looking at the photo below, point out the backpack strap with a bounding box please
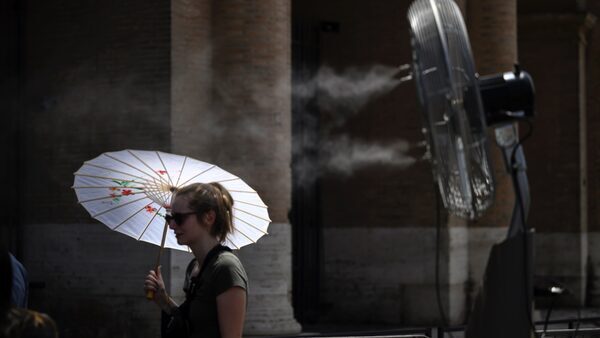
[186,245,232,298]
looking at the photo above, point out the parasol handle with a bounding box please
[146,220,170,300]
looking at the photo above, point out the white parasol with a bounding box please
[72,149,271,252]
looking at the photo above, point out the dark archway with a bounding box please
[291,19,322,324]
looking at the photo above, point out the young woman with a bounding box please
[144,182,247,338]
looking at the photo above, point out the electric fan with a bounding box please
[407,0,535,337]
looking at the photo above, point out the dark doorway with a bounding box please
[291,19,322,324]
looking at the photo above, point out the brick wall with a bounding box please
[22,0,171,224]
[294,0,466,326]
[519,12,592,305]
[171,0,212,158]
[519,15,582,234]
[0,0,20,251]
[18,1,172,337]
[296,0,431,230]
[211,0,292,223]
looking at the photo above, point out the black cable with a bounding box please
[542,293,558,334]
[537,276,585,335]
[434,184,454,338]
[574,303,582,335]
[507,118,539,337]
[509,119,534,165]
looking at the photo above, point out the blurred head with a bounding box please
[168,182,234,244]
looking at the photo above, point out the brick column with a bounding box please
[466,0,518,302]
[169,0,213,305]
[519,12,596,306]
[211,0,301,335]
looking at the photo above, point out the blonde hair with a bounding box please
[176,182,234,242]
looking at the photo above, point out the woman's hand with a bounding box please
[144,266,176,313]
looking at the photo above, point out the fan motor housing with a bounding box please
[479,67,535,126]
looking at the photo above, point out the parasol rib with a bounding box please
[72,185,144,189]
[231,228,256,244]
[179,165,217,187]
[145,189,166,206]
[155,177,173,205]
[92,196,150,218]
[224,239,240,250]
[142,176,175,207]
[234,208,272,222]
[145,183,173,207]
[127,150,173,188]
[235,200,268,209]
[143,185,164,192]
[233,215,268,234]
[82,162,152,184]
[162,189,173,207]
[78,192,144,204]
[215,177,242,184]
[227,189,257,193]
[103,153,171,188]
[175,156,188,187]
[155,151,174,187]
[74,173,144,185]
[137,205,165,240]
[112,203,152,231]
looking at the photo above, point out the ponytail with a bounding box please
[208,182,234,241]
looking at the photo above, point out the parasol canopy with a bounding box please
[72,149,271,251]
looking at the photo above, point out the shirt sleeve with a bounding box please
[9,253,28,308]
[213,255,248,296]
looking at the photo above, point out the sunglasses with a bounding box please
[164,212,198,225]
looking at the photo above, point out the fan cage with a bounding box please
[407,0,494,219]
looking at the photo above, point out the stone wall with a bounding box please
[16,1,171,337]
[319,226,468,325]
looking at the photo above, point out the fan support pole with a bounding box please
[494,123,531,236]
[466,123,534,338]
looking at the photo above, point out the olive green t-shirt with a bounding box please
[186,250,248,338]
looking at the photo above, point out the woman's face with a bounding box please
[168,195,208,246]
